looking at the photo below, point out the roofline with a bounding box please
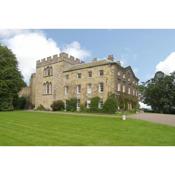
[63,61,116,72]
[125,66,139,81]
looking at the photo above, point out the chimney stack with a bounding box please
[107,55,114,61]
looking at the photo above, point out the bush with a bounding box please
[90,96,100,112]
[103,94,118,114]
[66,98,77,112]
[36,104,47,111]
[51,100,65,111]
[0,96,14,111]
[13,96,27,109]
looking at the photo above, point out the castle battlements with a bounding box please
[36,52,81,68]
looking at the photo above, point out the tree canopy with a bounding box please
[0,44,26,111]
[141,71,175,114]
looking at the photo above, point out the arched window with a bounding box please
[46,82,49,94]
[50,66,53,76]
[43,83,46,94]
[49,82,52,94]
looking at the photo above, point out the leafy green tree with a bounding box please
[51,100,65,111]
[103,94,118,114]
[90,96,100,112]
[0,44,25,111]
[143,71,175,114]
[66,98,77,112]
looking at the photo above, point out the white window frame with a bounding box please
[117,83,121,91]
[128,87,131,94]
[87,83,92,94]
[122,85,125,93]
[86,100,91,108]
[64,86,68,95]
[77,99,80,110]
[77,85,81,94]
[98,99,103,109]
[99,82,104,93]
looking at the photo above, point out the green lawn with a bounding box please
[0,111,175,146]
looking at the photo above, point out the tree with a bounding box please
[143,71,175,114]
[0,44,25,111]
[103,94,118,114]
[66,98,77,112]
[90,96,100,112]
[51,100,65,111]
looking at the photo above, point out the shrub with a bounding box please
[0,96,14,111]
[90,96,100,112]
[51,100,65,111]
[13,96,27,109]
[66,98,77,112]
[103,94,118,114]
[36,104,46,111]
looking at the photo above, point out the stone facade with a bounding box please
[25,52,139,110]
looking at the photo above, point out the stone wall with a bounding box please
[27,53,139,110]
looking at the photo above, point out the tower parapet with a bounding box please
[36,52,81,68]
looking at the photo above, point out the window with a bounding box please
[44,66,53,77]
[117,83,121,91]
[123,74,126,79]
[133,89,135,96]
[77,73,81,78]
[98,99,103,109]
[87,83,92,94]
[99,70,104,76]
[122,85,125,93]
[128,78,130,82]
[46,83,50,94]
[86,100,91,108]
[49,82,52,94]
[43,83,46,94]
[77,99,80,109]
[65,74,69,79]
[128,87,131,94]
[43,82,52,95]
[49,67,53,76]
[117,71,121,76]
[64,86,68,95]
[77,85,81,94]
[88,71,92,77]
[135,90,138,96]
[99,82,104,93]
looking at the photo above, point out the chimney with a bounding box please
[107,55,114,61]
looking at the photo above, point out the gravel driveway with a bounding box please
[129,112,175,127]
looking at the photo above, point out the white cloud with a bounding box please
[139,102,151,110]
[63,41,90,60]
[156,52,175,74]
[0,30,90,84]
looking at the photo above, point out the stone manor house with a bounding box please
[20,52,139,110]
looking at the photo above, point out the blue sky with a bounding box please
[44,29,175,82]
[0,29,175,83]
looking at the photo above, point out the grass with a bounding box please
[0,111,175,146]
